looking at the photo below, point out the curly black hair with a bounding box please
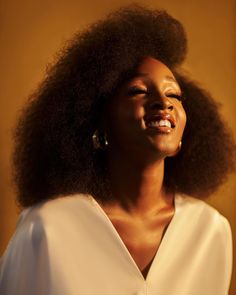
[13,4,235,207]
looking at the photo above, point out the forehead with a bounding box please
[136,57,175,80]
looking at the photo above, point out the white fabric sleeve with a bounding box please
[220,216,233,295]
[0,210,51,295]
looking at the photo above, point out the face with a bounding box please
[105,57,187,159]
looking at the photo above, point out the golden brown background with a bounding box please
[0,0,235,293]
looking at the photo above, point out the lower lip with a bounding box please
[146,126,172,134]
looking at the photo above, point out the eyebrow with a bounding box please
[125,72,182,96]
[128,73,179,85]
[163,76,178,83]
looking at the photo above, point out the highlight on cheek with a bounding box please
[135,106,145,119]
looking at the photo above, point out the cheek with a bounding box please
[176,105,187,135]
[134,105,145,119]
[117,102,145,126]
[180,111,187,132]
[123,99,145,120]
[107,101,142,136]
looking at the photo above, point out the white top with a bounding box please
[0,194,232,295]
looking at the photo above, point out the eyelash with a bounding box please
[166,93,183,101]
[127,87,148,96]
[128,87,183,102]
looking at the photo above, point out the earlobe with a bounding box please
[178,140,182,151]
[169,140,182,157]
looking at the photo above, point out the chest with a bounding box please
[107,208,175,277]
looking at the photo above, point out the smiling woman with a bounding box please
[0,4,235,295]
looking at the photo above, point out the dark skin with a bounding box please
[98,57,186,278]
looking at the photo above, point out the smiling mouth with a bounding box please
[144,114,176,133]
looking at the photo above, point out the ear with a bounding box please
[169,141,182,157]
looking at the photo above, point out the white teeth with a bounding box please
[148,119,171,128]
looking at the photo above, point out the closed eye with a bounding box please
[127,86,148,96]
[166,93,183,101]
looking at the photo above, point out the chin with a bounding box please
[150,142,179,158]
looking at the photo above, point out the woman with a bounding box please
[0,5,235,295]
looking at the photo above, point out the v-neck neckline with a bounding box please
[88,194,182,282]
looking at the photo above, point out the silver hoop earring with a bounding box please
[171,140,182,157]
[92,130,108,150]
[178,140,182,151]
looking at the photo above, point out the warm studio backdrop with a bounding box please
[0,0,235,293]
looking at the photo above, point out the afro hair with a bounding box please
[13,4,235,207]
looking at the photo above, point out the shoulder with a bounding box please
[176,194,232,249]
[19,193,93,222]
[176,194,232,258]
[176,194,231,226]
[1,194,94,263]
[14,194,95,238]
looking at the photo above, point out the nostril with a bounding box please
[149,100,174,111]
[150,101,162,109]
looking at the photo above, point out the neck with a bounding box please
[106,149,172,215]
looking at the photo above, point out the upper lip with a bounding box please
[144,113,176,128]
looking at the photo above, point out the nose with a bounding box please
[148,95,174,111]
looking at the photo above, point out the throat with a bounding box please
[103,202,175,278]
[108,153,167,214]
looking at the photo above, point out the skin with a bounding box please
[98,57,186,278]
